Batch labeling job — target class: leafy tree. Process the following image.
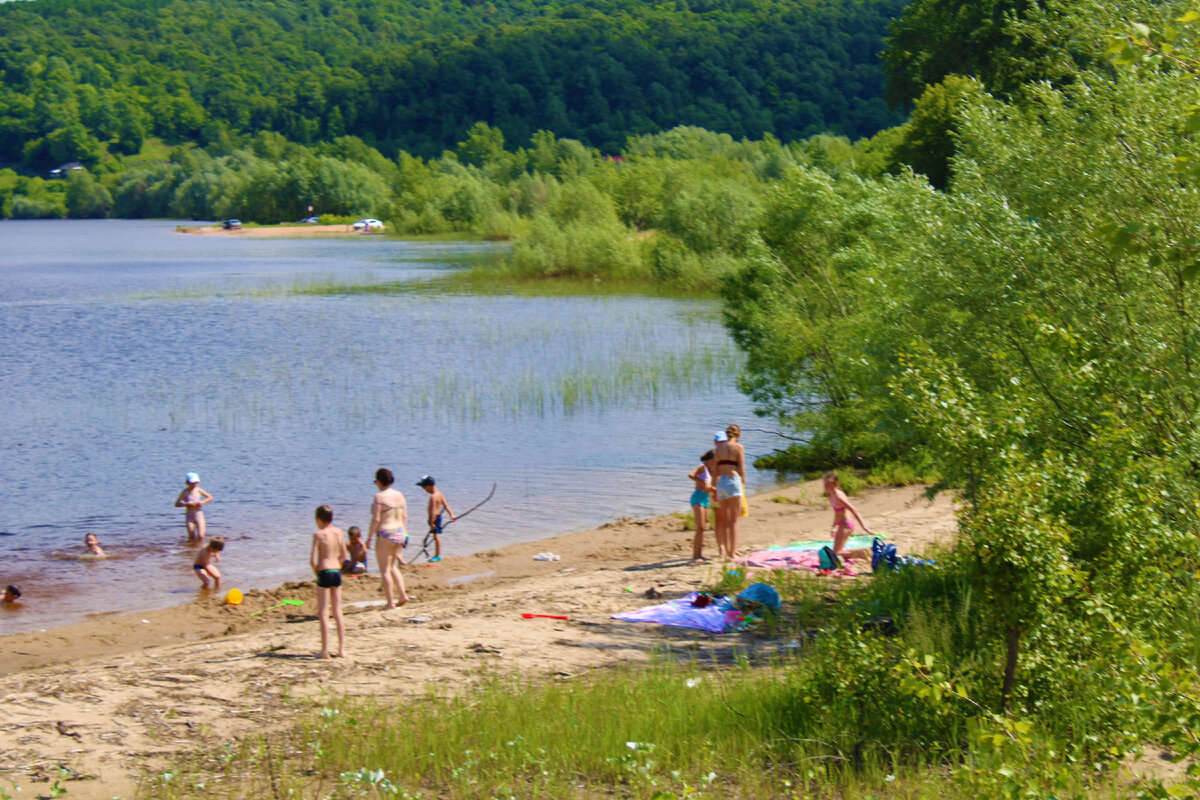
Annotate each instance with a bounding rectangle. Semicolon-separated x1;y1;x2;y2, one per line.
889;75;982;189
65;169;112;217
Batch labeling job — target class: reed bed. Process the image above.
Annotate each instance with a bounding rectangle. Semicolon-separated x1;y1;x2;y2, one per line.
102;287;744;433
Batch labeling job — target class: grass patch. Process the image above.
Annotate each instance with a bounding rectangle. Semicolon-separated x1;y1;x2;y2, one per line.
143;560;1182;799
434;270;720;299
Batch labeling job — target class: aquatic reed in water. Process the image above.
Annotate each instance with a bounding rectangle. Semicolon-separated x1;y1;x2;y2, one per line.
112;288;742;433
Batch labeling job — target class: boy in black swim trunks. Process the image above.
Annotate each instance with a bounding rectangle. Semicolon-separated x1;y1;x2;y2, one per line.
417;476;456;563
310;505;348;659
193;537;224;589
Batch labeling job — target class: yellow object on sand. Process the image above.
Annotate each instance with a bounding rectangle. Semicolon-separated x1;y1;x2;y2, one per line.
225;588;243;605
740;494;750;517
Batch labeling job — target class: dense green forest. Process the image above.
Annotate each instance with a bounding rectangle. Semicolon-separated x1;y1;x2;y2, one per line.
0;0;905;171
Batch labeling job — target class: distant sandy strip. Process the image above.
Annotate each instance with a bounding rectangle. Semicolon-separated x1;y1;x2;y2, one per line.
178;224;379;237
0;481;955;798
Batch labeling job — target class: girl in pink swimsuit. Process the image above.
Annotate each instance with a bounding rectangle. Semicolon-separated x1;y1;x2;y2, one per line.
823;472;873;560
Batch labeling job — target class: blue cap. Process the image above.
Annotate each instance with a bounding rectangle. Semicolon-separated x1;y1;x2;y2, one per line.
714;431;728;442
186;472;200;484
416;475;435;487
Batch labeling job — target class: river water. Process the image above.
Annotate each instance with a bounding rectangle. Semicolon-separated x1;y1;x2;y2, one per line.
0;219;776;633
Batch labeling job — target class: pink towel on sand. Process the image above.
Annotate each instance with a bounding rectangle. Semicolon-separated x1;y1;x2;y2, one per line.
736;549;856;576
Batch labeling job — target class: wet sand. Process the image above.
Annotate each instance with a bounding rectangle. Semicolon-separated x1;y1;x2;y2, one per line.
0;481;956;798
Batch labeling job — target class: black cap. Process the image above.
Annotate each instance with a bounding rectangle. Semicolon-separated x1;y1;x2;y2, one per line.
416;475;435;487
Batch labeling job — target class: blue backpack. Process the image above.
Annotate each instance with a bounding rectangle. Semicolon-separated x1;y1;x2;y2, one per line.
871;537;935;572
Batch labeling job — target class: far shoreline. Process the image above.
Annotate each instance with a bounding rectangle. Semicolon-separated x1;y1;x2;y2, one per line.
174;222;494;241
176;223;377;237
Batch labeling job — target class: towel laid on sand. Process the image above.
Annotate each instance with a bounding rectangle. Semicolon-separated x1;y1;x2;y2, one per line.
612;592;741;633
764;535;873;552
736;547;857;575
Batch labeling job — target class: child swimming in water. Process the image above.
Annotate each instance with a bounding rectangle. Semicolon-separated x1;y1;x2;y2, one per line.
84;532;105;557
2;585;21;605
193;537;225;589
342;526;368;574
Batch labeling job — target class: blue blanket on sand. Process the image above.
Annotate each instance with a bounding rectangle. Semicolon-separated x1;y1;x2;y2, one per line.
765;535;873;552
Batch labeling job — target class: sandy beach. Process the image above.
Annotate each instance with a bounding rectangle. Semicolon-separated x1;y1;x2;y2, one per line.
0;481;955;798
177;224;381;237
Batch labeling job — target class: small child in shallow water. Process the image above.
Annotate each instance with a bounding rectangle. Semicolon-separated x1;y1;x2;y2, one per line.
2;585;21;605
193;537;225;589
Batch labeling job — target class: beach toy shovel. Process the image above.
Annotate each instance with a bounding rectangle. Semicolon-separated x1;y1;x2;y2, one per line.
225;588;243;605
521;613;570;621
251;599;304;616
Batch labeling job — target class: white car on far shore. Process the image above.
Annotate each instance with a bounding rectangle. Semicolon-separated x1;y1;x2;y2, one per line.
352;218;384;231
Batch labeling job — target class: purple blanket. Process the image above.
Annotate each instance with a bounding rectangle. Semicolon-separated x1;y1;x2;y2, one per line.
612;592;740;633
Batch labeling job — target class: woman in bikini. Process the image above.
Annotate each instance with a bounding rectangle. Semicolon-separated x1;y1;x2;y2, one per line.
367;467;409;609
712;424;746;559
824;471;873;560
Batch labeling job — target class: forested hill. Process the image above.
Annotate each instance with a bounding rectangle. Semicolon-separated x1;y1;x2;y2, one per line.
0;0;906;168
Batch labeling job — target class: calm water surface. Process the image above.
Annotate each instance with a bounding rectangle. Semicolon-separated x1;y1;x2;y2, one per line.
0;219;778;633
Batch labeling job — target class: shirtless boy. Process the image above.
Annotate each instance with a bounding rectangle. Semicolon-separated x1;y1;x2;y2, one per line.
175;472;213;542
310;505;348;659
416;476;456;563
193;537;225;589
342;526;368;574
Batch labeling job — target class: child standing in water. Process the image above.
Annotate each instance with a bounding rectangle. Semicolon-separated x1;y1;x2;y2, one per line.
417;476;456;563
175;472;213;542
193;537;225;589
310;505;348;659
688;450;716;561
83;532;105;557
